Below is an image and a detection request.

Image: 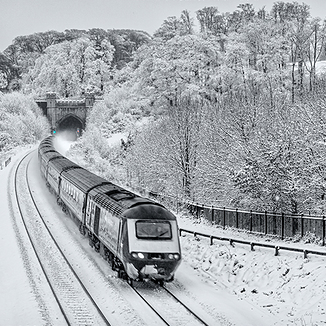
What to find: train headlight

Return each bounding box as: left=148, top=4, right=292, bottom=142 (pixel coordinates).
left=131, top=252, right=145, bottom=259
left=168, top=253, right=180, bottom=260
left=138, top=252, right=145, bottom=259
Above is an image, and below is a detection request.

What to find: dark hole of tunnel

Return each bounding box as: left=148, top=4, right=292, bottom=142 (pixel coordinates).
left=56, top=116, right=83, bottom=141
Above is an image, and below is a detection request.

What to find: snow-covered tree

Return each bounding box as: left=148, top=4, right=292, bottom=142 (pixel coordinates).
left=22, top=37, right=114, bottom=96
left=0, top=92, right=49, bottom=151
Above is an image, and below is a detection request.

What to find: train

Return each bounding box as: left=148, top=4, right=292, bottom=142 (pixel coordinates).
left=38, top=136, right=181, bottom=284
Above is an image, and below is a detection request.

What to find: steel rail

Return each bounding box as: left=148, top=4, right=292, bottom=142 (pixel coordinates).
left=16, top=151, right=112, bottom=326
left=25, top=152, right=112, bottom=326
left=161, top=285, right=210, bottom=326
left=130, top=285, right=170, bottom=325
left=129, top=282, right=210, bottom=326
left=14, top=151, right=71, bottom=326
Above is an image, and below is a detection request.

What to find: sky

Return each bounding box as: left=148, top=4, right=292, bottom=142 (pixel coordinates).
left=1, top=0, right=326, bottom=52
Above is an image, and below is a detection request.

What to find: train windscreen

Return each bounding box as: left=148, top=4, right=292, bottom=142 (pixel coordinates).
left=135, top=221, right=172, bottom=239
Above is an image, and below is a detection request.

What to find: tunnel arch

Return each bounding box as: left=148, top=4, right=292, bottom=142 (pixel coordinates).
left=56, top=113, right=84, bottom=140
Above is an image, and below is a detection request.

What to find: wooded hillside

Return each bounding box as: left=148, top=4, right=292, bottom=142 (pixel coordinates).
left=2, top=1, right=326, bottom=215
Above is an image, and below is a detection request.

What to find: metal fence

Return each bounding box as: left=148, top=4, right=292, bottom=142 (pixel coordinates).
left=187, top=203, right=326, bottom=246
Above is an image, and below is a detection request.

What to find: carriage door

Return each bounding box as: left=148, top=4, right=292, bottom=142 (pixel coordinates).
left=94, top=206, right=100, bottom=236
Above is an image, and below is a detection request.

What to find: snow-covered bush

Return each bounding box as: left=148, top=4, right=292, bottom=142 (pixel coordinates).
left=0, top=92, right=50, bottom=151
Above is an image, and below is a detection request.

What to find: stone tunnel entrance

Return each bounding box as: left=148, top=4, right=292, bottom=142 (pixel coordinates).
left=35, top=92, right=96, bottom=141
left=56, top=114, right=83, bottom=141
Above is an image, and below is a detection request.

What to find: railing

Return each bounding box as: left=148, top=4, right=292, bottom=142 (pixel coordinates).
left=179, top=228, right=326, bottom=258
left=0, top=156, right=11, bottom=170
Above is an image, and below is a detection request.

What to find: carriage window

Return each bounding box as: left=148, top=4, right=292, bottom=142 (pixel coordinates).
left=135, top=221, right=172, bottom=239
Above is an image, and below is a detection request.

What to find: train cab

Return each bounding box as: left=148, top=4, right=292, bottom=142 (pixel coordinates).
left=122, top=204, right=181, bottom=282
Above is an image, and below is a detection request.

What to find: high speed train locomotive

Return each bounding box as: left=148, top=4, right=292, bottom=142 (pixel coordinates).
left=38, top=136, right=181, bottom=283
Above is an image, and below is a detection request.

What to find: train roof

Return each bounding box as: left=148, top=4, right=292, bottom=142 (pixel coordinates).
left=39, top=137, right=54, bottom=147
left=61, top=167, right=109, bottom=193
left=39, top=138, right=55, bottom=153
left=48, top=157, right=81, bottom=173
left=39, top=144, right=53, bottom=152
left=89, top=183, right=168, bottom=218
left=123, top=203, right=177, bottom=220
left=38, top=147, right=57, bottom=156
left=40, top=138, right=53, bottom=145
left=41, top=150, right=64, bottom=162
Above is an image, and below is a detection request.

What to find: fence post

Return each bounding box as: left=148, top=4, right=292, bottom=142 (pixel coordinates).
left=301, top=214, right=304, bottom=238
left=250, top=210, right=253, bottom=232
left=281, top=213, right=285, bottom=240
left=211, top=206, right=214, bottom=223
left=202, top=204, right=205, bottom=221
left=323, top=216, right=325, bottom=247
left=236, top=208, right=238, bottom=229
left=223, top=207, right=226, bottom=229
left=264, top=211, right=267, bottom=235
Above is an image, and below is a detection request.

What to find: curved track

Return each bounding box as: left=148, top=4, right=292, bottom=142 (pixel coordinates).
left=14, top=151, right=112, bottom=326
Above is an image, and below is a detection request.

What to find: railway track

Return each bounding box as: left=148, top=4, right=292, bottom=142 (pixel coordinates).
left=130, top=281, right=215, bottom=326
left=14, top=151, right=112, bottom=326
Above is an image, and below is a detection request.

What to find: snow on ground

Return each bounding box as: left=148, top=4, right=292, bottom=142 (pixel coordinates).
left=1, top=141, right=326, bottom=325
left=0, top=144, right=49, bottom=325
left=177, top=216, right=326, bottom=326
left=315, top=60, right=326, bottom=75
